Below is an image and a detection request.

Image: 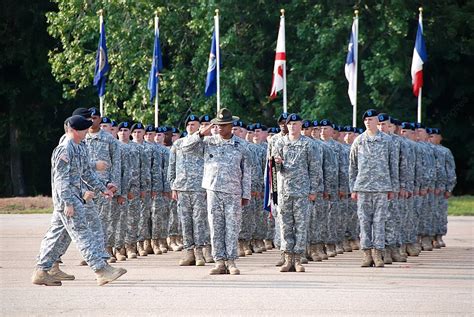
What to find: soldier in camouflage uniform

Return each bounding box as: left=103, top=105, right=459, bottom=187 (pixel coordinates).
left=33, top=115, right=126, bottom=286
left=349, top=109, right=399, bottom=268
left=272, top=114, right=322, bottom=273
left=84, top=108, right=121, bottom=262
left=168, top=114, right=211, bottom=266
left=181, top=108, right=251, bottom=275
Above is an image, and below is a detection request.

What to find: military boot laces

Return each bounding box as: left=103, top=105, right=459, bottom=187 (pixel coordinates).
left=372, top=249, right=385, bottom=267
left=137, top=241, right=148, bottom=256
left=279, top=253, right=295, bottom=272
left=361, top=249, right=374, bottom=267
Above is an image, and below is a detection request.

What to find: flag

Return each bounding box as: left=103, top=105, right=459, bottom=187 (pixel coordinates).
left=93, top=19, right=109, bottom=97
left=269, top=15, right=286, bottom=99
left=344, top=18, right=358, bottom=106
left=204, top=31, right=217, bottom=97
left=411, top=12, right=427, bottom=97
left=147, top=21, right=163, bottom=102
left=263, top=157, right=278, bottom=213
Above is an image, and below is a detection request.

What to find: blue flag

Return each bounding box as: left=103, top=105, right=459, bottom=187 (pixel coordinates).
left=93, top=20, right=109, bottom=97
left=204, top=31, right=217, bottom=97
left=147, top=24, right=163, bottom=102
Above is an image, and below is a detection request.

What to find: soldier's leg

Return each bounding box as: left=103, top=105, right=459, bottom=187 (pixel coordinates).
left=385, top=197, right=398, bottom=248
left=178, top=192, right=194, bottom=250
left=137, top=195, right=152, bottom=242
left=278, top=196, right=296, bottom=253
left=357, top=192, right=375, bottom=250
left=125, top=197, right=140, bottom=246
left=293, top=196, right=309, bottom=255
left=192, top=191, right=210, bottom=247
left=108, top=198, right=121, bottom=250
left=168, top=199, right=180, bottom=236
left=440, top=196, right=449, bottom=236
left=207, top=190, right=226, bottom=261
left=84, top=201, right=109, bottom=259
left=373, top=193, right=388, bottom=251
left=223, top=193, right=243, bottom=261
left=239, top=200, right=253, bottom=241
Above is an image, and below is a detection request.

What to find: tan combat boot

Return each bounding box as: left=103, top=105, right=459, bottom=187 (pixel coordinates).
left=372, top=249, right=385, bottom=267
left=209, top=260, right=227, bottom=275
left=391, top=247, right=407, bottom=262
left=279, top=253, right=294, bottom=272
left=194, top=247, right=206, bottom=266
left=421, top=236, right=433, bottom=251
left=176, top=236, right=184, bottom=249
left=106, top=247, right=116, bottom=263
left=294, top=254, right=305, bottom=272
left=318, top=243, right=329, bottom=260
left=49, top=262, right=75, bottom=281
left=349, top=239, right=360, bottom=250
left=383, top=247, right=393, bottom=264
left=169, top=236, right=181, bottom=252
left=137, top=241, right=148, bottom=256
left=115, top=247, right=127, bottom=261
left=275, top=252, right=285, bottom=267
left=144, top=239, right=154, bottom=254
left=253, top=240, right=263, bottom=253
left=432, top=236, right=441, bottom=249
left=95, top=264, right=127, bottom=286
left=203, top=245, right=214, bottom=263
left=32, top=269, right=62, bottom=286
left=400, top=244, right=408, bottom=257
left=439, top=235, right=446, bottom=247
left=151, top=239, right=162, bottom=255
left=259, top=240, right=267, bottom=252
left=238, top=240, right=246, bottom=257
left=342, top=239, right=352, bottom=252
left=335, top=242, right=344, bottom=254
left=300, top=253, right=309, bottom=264
left=406, top=243, right=419, bottom=256
left=326, top=244, right=337, bottom=257
left=264, top=239, right=273, bottom=250
left=125, top=243, right=137, bottom=259
left=243, top=240, right=253, bottom=255
left=159, top=238, right=168, bottom=253
left=310, top=244, right=322, bottom=262
left=179, top=249, right=196, bottom=266
left=361, top=249, right=374, bottom=267
left=226, top=260, right=240, bottom=275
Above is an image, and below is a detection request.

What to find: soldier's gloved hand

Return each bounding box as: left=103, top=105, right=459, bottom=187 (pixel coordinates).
left=351, top=192, right=358, bottom=201
left=96, top=160, right=109, bottom=172
left=64, top=205, right=75, bottom=217
left=387, top=192, right=395, bottom=200
left=444, top=191, right=452, bottom=199
left=117, top=196, right=126, bottom=205
left=83, top=190, right=95, bottom=202
left=241, top=198, right=250, bottom=206
left=308, top=194, right=316, bottom=201
left=127, top=192, right=135, bottom=200
left=171, top=190, right=178, bottom=201
left=107, top=183, right=118, bottom=193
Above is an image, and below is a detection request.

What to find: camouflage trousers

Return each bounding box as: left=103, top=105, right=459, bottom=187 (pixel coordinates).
left=207, top=190, right=242, bottom=261
left=95, top=195, right=111, bottom=247
left=37, top=207, right=107, bottom=272
left=357, top=192, right=388, bottom=250
left=278, top=195, right=309, bottom=255
left=265, top=211, right=275, bottom=241
left=398, top=197, right=410, bottom=244
left=151, top=194, right=166, bottom=239
left=436, top=195, right=449, bottom=235
left=326, top=197, right=340, bottom=244
left=114, top=199, right=128, bottom=248
left=239, top=197, right=256, bottom=241
left=252, top=196, right=267, bottom=240
left=107, top=197, right=121, bottom=248
left=177, top=191, right=210, bottom=250
left=419, top=193, right=435, bottom=237
left=309, top=196, right=325, bottom=244
left=347, top=199, right=359, bottom=241
left=411, top=194, right=422, bottom=241
left=168, top=199, right=181, bottom=236
left=339, top=197, right=351, bottom=240
left=137, top=194, right=152, bottom=241
left=385, top=196, right=401, bottom=247
left=125, top=196, right=141, bottom=244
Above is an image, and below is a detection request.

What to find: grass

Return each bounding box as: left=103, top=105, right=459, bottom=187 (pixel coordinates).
left=0, top=195, right=473, bottom=215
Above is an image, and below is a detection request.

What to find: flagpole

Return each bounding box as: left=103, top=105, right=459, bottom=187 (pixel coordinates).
left=154, top=11, right=160, bottom=127
left=417, top=7, right=423, bottom=124
left=98, top=9, right=105, bottom=116
left=281, top=9, right=287, bottom=114
left=352, top=10, right=359, bottom=128
left=215, top=9, right=221, bottom=112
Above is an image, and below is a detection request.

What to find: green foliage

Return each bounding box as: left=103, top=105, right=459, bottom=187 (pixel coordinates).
left=448, top=195, right=474, bottom=216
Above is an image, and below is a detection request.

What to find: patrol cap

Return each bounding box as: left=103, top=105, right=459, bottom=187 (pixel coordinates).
left=101, top=117, right=112, bottom=124
left=414, top=122, right=425, bottom=129
left=377, top=113, right=390, bottom=122
left=72, top=107, right=92, bottom=118
left=362, top=109, right=378, bottom=120
left=311, top=120, right=319, bottom=127
left=302, top=120, right=311, bottom=129
left=118, top=122, right=130, bottom=129
left=89, top=107, right=101, bottom=117
left=111, top=120, right=118, bottom=127
left=131, top=122, right=144, bottom=132
left=277, top=113, right=289, bottom=123
left=145, top=124, right=155, bottom=132
left=286, top=113, right=302, bottom=124
left=319, top=119, right=332, bottom=127
left=200, top=114, right=211, bottom=123
left=185, top=114, right=200, bottom=126
left=65, top=115, right=93, bottom=131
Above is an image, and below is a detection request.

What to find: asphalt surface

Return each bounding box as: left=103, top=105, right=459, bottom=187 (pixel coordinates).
left=0, top=214, right=473, bottom=316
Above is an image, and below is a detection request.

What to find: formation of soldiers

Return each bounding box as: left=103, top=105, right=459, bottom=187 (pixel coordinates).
left=32, top=106, right=456, bottom=285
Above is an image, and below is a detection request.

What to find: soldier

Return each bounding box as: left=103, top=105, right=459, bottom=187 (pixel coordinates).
left=349, top=109, right=398, bottom=268
left=272, top=114, right=321, bottom=272
left=181, top=108, right=251, bottom=275
left=168, top=114, right=211, bottom=266
left=110, top=120, right=118, bottom=138
left=33, top=115, right=126, bottom=286
left=84, top=108, right=121, bottom=262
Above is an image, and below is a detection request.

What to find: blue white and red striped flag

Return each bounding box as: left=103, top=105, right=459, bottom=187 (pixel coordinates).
left=411, top=12, right=427, bottom=97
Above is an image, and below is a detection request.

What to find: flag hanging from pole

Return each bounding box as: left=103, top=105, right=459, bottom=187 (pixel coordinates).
left=344, top=18, right=358, bottom=106
left=204, top=31, right=217, bottom=97
left=411, top=11, right=427, bottom=97
left=269, top=14, right=286, bottom=99
left=93, top=18, right=109, bottom=97
left=147, top=20, right=163, bottom=102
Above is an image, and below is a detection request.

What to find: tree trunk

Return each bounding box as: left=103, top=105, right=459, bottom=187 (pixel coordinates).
left=9, top=119, right=26, bottom=196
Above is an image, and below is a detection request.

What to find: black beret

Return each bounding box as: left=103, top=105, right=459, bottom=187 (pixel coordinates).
left=319, top=119, right=332, bottom=127
left=377, top=113, right=390, bottom=122
left=72, top=108, right=92, bottom=118
left=277, top=113, right=289, bottom=123
left=111, top=120, right=118, bottom=127
left=185, top=114, right=200, bottom=126
left=401, top=122, right=414, bottom=130
left=426, top=127, right=434, bottom=134
left=131, top=122, right=144, bottom=131
left=414, top=122, right=425, bottom=129
left=433, top=128, right=441, bottom=134
left=247, top=124, right=255, bottom=131
left=172, top=127, right=180, bottom=134
left=391, top=118, right=400, bottom=126
left=145, top=124, right=155, bottom=132
left=269, top=127, right=278, bottom=134
left=118, top=122, right=130, bottom=129
left=286, top=113, right=302, bottom=124
left=65, top=115, right=92, bottom=131
left=312, top=120, right=319, bottom=127
left=357, top=127, right=365, bottom=134
left=101, top=117, right=112, bottom=124
left=181, top=131, right=188, bottom=138
left=89, top=107, right=101, bottom=117
left=302, top=120, right=311, bottom=129
left=343, top=125, right=353, bottom=132
left=362, top=109, right=378, bottom=120
left=161, top=126, right=169, bottom=133
left=253, top=123, right=262, bottom=130
left=200, top=114, right=211, bottom=123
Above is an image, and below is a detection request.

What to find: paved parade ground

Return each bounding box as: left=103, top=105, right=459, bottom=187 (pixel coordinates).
left=0, top=214, right=472, bottom=316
